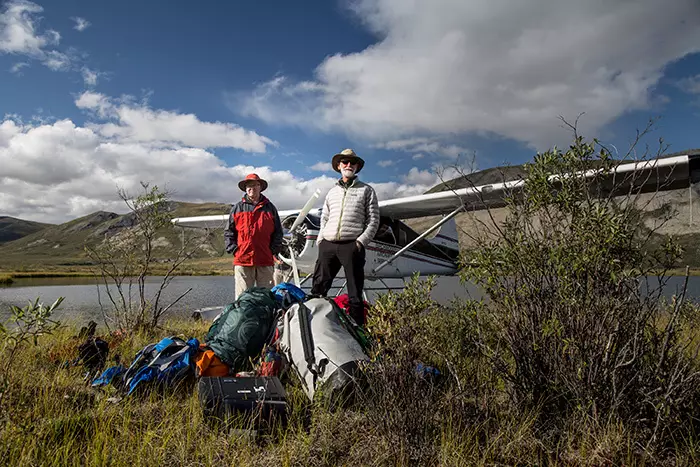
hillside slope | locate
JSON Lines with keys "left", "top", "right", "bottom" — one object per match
{"left": 0, "top": 202, "right": 230, "bottom": 271}
{"left": 0, "top": 217, "right": 52, "bottom": 244}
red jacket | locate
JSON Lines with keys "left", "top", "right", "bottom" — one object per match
{"left": 224, "top": 195, "right": 283, "bottom": 267}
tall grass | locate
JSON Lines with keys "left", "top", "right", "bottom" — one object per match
{"left": 2, "top": 301, "right": 698, "bottom": 466}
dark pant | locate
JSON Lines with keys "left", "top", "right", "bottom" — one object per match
{"left": 311, "top": 240, "right": 366, "bottom": 325}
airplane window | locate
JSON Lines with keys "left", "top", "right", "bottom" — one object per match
{"left": 372, "top": 217, "right": 458, "bottom": 262}
{"left": 375, "top": 223, "right": 397, "bottom": 245}
{"left": 395, "top": 220, "right": 458, "bottom": 261}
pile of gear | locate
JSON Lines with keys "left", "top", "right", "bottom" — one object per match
{"left": 85, "top": 282, "right": 372, "bottom": 428}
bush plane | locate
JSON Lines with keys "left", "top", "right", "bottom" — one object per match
{"left": 172, "top": 153, "right": 700, "bottom": 292}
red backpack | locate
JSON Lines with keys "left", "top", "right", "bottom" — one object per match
{"left": 332, "top": 294, "right": 370, "bottom": 323}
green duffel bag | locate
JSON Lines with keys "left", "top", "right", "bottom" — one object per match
{"left": 205, "top": 287, "right": 279, "bottom": 373}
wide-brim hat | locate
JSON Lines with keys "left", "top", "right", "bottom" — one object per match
{"left": 332, "top": 148, "right": 365, "bottom": 174}
{"left": 238, "top": 173, "right": 268, "bottom": 192}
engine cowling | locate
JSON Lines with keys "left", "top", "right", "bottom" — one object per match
{"left": 277, "top": 213, "right": 321, "bottom": 273}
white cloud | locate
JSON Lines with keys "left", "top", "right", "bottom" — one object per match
{"left": 310, "top": 161, "right": 332, "bottom": 171}
{"left": 240, "top": 0, "right": 700, "bottom": 149}
{"left": 374, "top": 137, "right": 470, "bottom": 159}
{"left": 82, "top": 67, "right": 97, "bottom": 86}
{"left": 74, "top": 90, "right": 112, "bottom": 117}
{"left": 0, "top": 93, "right": 449, "bottom": 223}
{"left": 9, "top": 61, "right": 28, "bottom": 74}
{"left": 377, "top": 159, "right": 392, "bottom": 167}
{"left": 677, "top": 74, "right": 700, "bottom": 95}
{"left": 399, "top": 166, "right": 462, "bottom": 187}
{"left": 75, "top": 91, "right": 276, "bottom": 152}
{"left": 80, "top": 67, "right": 107, "bottom": 87}
{"left": 71, "top": 16, "right": 90, "bottom": 32}
{"left": 0, "top": 0, "right": 50, "bottom": 55}
{"left": 412, "top": 153, "right": 425, "bottom": 160}
{"left": 0, "top": 1, "right": 77, "bottom": 71}
{"left": 42, "top": 49, "right": 71, "bottom": 70}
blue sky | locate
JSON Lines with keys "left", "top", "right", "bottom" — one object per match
{"left": 1, "top": 0, "right": 699, "bottom": 223}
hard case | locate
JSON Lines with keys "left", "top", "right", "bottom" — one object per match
{"left": 197, "top": 376, "right": 288, "bottom": 426}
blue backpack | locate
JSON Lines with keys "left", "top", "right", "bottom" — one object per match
{"left": 92, "top": 336, "right": 199, "bottom": 395}
{"left": 271, "top": 282, "right": 306, "bottom": 309}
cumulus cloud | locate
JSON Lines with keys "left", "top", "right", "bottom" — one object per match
{"left": 374, "top": 137, "right": 470, "bottom": 160}
{"left": 0, "top": 1, "right": 78, "bottom": 71}
{"left": 75, "top": 91, "right": 276, "bottom": 152}
{"left": 71, "top": 16, "right": 90, "bottom": 32}
{"left": 310, "top": 161, "right": 332, "bottom": 171}
{"left": 0, "top": 0, "right": 52, "bottom": 55}
{"left": 377, "top": 160, "right": 392, "bottom": 167}
{"left": 240, "top": 0, "right": 700, "bottom": 149}
{"left": 367, "top": 165, "right": 464, "bottom": 201}
{"left": 1, "top": 93, "right": 437, "bottom": 223}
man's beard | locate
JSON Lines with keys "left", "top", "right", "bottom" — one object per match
{"left": 341, "top": 168, "right": 356, "bottom": 178}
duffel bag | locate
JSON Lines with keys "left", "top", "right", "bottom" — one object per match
{"left": 278, "top": 297, "right": 369, "bottom": 406}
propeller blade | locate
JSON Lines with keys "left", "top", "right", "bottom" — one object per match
{"left": 288, "top": 188, "right": 321, "bottom": 233}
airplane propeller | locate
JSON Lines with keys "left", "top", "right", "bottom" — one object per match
{"left": 284, "top": 188, "right": 321, "bottom": 285}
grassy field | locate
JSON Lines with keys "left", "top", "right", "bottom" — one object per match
{"left": 2, "top": 284, "right": 699, "bottom": 466}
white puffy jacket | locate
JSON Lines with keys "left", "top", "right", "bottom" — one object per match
{"left": 318, "top": 178, "right": 380, "bottom": 246}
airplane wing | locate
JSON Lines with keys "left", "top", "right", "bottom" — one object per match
{"left": 172, "top": 154, "right": 700, "bottom": 228}
{"left": 171, "top": 209, "right": 305, "bottom": 229}
{"left": 378, "top": 154, "right": 700, "bottom": 219}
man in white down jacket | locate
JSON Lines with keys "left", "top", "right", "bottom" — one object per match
{"left": 310, "top": 148, "right": 380, "bottom": 325}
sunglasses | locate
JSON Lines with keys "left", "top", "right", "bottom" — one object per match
{"left": 339, "top": 159, "right": 358, "bottom": 165}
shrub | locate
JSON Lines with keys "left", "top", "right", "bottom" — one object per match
{"left": 460, "top": 137, "right": 700, "bottom": 451}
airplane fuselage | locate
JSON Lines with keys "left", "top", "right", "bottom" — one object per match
{"left": 277, "top": 213, "right": 459, "bottom": 279}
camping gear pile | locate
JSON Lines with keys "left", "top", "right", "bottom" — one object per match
{"left": 88, "top": 283, "right": 372, "bottom": 427}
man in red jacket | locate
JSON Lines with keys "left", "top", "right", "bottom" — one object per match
{"left": 224, "top": 173, "right": 284, "bottom": 299}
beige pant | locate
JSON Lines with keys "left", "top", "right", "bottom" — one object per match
{"left": 234, "top": 265, "right": 274, "bottom": 299}
{"left": 273, "top": 267, "right": 293, "bottom": 286}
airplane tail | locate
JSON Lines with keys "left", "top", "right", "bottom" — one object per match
{"left": 428, "top": 216, "right": 460, "bottom": 251}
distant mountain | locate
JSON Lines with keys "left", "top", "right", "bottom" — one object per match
{"left": 0, "top": 202, "right": 230, "bottom": 270}
{"left": 0, "top": 216, "right": 53, "bottom": 244}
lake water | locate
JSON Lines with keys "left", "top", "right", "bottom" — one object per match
{"left": 0, "top": 274, "right": 698, "bottom": 326}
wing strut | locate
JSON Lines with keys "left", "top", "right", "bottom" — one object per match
{"left": 372, "top": 204, "right": 465, "bottom": 275}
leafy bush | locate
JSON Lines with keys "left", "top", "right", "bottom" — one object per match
{"left": 1, "top": 297, "right": 63, "bottom": 407}
{"left": 460, "top": 138, "right": 700, "bottom": 450}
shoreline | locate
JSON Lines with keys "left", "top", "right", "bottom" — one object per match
{"left": 0, "top": 269, "right": 232, "bottom": 284}
{"left": 2, "top": 267, "right": 699, "bottom": 282}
